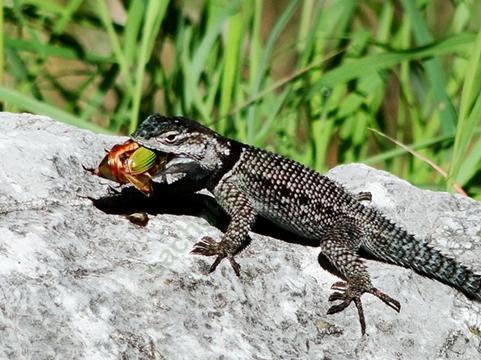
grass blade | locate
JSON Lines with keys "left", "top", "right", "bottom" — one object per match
{"left": 246, "top": 0, "right": 299, "bottom": 142}
{"left": 218, "top": 10, "right": 243, "bottom": 134}
{"left": 129, "top": 0, "right": 170, "bottom": 133}
{"left": 401, "top": 0, "right": 457, "bottom": 134}
{"left": 370, "top": 128, "right": 466, "bottom": 195}
{"left": 308, "top": 33, "right": 474, "bottom": 97}
{"left": 96, "top": 0, "right": 134, "bottom": 92}
{"left": 0, "top": 0, "right": 4, "bottom": 91}
{"left": 449, "top": 26, "right": 481, "bottom": 187}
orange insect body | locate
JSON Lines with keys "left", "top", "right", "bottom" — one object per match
{"left": 101, "top": 140, "right": 140, "bottom": 184}
{"left": 87, "top": 139, "right": 165, "bottom": 196}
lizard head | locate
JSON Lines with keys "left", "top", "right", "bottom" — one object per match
{"left": 131, "top": 114, "right": 231, "bottom": 174}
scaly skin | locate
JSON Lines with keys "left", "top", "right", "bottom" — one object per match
{"left": 132, "top": 114, "right": 481, "bottom": 335}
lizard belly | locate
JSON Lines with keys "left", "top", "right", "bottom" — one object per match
{"left": 249, "top": 197, "right": 325, "bottom": 239}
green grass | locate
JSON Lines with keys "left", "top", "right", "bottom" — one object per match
{"left": 2, "top": 0, "right": 481, "bottom": 198}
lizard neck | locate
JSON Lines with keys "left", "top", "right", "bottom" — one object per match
{"left": 205, "top": 138, "right": 244, "bottom": 191}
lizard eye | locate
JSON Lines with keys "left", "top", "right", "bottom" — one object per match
{"left": 163, "top": 132, "right": 178, "bottom": 143}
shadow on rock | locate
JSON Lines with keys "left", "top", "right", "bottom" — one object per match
{"left": 90, "top": 182, "right": 392, "bottom": 280}
{"left": 90, "top": 182, "right": 321, "bottom": 249}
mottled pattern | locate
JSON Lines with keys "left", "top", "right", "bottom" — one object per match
{"left": 361, "top": 213, "right": 481, "bottom": 300}
{"left": 133, "top": 114, "right": 481, "bottom": 335}
{"left": 232, "top": 147, "right": 360, "bottom": 238}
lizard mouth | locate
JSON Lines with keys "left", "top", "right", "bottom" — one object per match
{"left": 164, "top": 153, "right": 195, "bottom": 170}
{"left": 157, "top": 153, "right": 200, "bottom": 184}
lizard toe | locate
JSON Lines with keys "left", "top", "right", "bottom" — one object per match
{"left": 368, "top": 288, "right": 401, "bottom": 312}
{"left": 227, "top": 255, "right": 241, "bottom": 277}
{"left": 326, "top": 282, "right": 369, "bottom": 335}
{"left": 190, "top": 236, "right": 220, "bottom": 256}
{"left": 354, "top": 191, "right": 372, "bottom": 202}
{"left": 326, "top": 292, "right": 367, "bottom": 336}
{"left": 326, "top": 299, "right": 351, "bottom": 315}
{"left": 331, "top": 281, "right": 347, "bottom": 291}
{"left": 208, "top": 254, "right": 226, "bottom": 273}
{"left": 328, "top": 291, "right": 346, "bottom": 302}
{"left": 326, "top": 282, "right": 399, "bottom": 335}
{"left": 206, "top": 254, "right": 241, "bottom": 276}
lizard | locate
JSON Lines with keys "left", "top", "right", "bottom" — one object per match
{"left": 131, "top": 114, "right": 481, "bottom": 335}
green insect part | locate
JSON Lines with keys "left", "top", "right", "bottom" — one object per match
{"left": 127, "top": 146, "right": 158, "bottom": 175}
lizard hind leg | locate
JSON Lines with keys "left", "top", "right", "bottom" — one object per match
{"left": 319, "top": 223, "right": 401, "bottom": 335}
{"left": 326, "top": 280, "right": 401, "bottom": 335}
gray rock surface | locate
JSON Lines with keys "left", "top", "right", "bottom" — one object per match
{"left": 0, "top": 112, "right": 480, "bottom": 360}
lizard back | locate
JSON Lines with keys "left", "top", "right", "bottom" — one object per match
{"left": 225, "top": 145, "right": 362, "bottom": 239}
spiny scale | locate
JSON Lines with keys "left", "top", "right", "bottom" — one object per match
{"left": 132, "top": 114, "right": 481, "bottom": 335}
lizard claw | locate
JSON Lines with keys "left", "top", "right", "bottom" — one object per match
{"left": 191, "top": 236, "right": 241, "bottom": 276}
{"left": 331, "top": 281, "right": 347, "bottom": 291}
{"left": 368, "top": 288, "right": 401, "bottom": 312}
{"left": 326, "top": 283, "right": 400, "bottom": 336}
{"left": 191, "top": 236, "right": 220, "bottom": 256}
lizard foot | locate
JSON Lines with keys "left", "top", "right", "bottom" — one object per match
{"left": 327, "top": 281, "right": 401, "bottom": 335}
{"left": 354, "top": 191, "right": 372, "bottom": 202}
{"left": 190, "top": 236, "right": 241, "bottom": 277}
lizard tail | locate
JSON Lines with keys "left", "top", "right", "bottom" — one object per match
{"left": 360, "top": 210, "right": 481, "bottom": 301}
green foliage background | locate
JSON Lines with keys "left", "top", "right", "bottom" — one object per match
{"left": 2, "top": 0, "right": 481, "bottom": 198}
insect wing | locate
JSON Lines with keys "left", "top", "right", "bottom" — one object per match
{"left": 123, "top": 172, "right": 153, "bottom": 196}
{"left": 127, "top": 147, "right": 158, "bottom": 175}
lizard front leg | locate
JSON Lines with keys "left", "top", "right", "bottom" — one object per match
{"left": 191, "top": 180, "right": 256, "bottom": 276}
{"left": 319, "top": 221, "right": 400, "bottom": 335}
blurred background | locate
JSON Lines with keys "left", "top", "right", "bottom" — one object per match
{"left": 1, "top": 0, "right": 481, "bottom": 198}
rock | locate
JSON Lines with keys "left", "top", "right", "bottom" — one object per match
{"left": 0, "top": 112, "right": 480, "bottom": 360}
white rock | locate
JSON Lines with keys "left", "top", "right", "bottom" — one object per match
{"left": 0, "top": 112, "right": 480, "bottom": 359}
